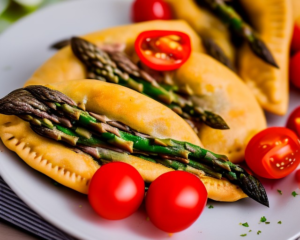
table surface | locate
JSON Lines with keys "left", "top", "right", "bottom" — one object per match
{"left": 0, "top": 220, "right": 38, "bottom": 240}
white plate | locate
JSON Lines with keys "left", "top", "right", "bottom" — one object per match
{"left": 0, "top": 0, "right": 300, "bottom": 239}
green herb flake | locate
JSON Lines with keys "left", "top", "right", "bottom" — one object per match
{"left": 260, "top": 216, "right": 267, "bottom": 223}
{"left": 208, "top": 205, "right": 214, "bottom": 209}
{"left": 241, "top": 222, "right": 249, "bottom": 227}
{"left": 277, "top": 189, "right": 282, "bottom": 195}
{"left": 249, "top": 230, "right": 252, "bottom": 232}
{"left": 292, "top": 191, "right": 299, "bottom": 197}
{"left": 257, "top": 230, "right": 262, "bottom": 235}
{"left": 240, "top": 234, "right": 247, "bottom": 237}
{"left": 278, "top": 221, "right": 282, "bottom": 224}
{"left": 265, "top": 222, "right": 270, "bottom": 224}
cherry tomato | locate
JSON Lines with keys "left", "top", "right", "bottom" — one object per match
{"left": 145, "top": 171, "right": 207, "bottom": 233}
{"left": 291, "top": 19, "right": 300, "bottom": 54}
{"left": 286, "top": 106, "right": 300, "bottom": 137}
{"left": 245, "top": 127, "right": 300, "bottom": 179}
{"left": 131, "top": 0, "right": 172, "bottom": 23}
{"left": 290, "top": 52, "right": 300, "bottom": 88}
{"left": 295, "top": 169, "right": 300, "bottom": 184}
{"left": 135, "top": 30, "right": 191, "bottom": 71}
{"left": 88, "top": 162, "right": 144, "bottom": 220}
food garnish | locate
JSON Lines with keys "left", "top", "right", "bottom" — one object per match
{"left": 89, "top": 162, "right": 144, "bottom": 220}
{"left": 146, "top": 171, "right": 207, "bottom": 232}
{"left": 278, "top": 221, "right": 282, "bottom": 224}
{"left": 257, "top": 230, "right": 262, "bottom": 235}
{"left": 245, "top": 127, "right": 300, "bottom": 179}
{"left": 240, "top": 234, "right": 247, "bottom": 237}
{"left": 71, "top": 37, "right": 229, "bottom": 130}
{"left": 208, "top": 205, "right": 214, "bottom": 209}
{"left": 292, "top": 191, "right": 298, "bottom": 197}
{"left": 195, "top": 0, "right": 278, "bottom": 68}
{"left": 201, "top": 36, "right": 235, "bottom": 71}
{"left": 135, "top": 30, "right": 191, "bottom": 71}
{"left": 131, "top": 0, "right": 172, "bottom": 23}
{"left": 260, "top": 216, "right": 267, "bottom": 223}
{"left": 249, "top": 230, "right": 252, "bottom": 232}
{"left": 290, "top": 53, "right": 300, "bottom": 89}
{"left": 241, "top": 222, "right": 249, "bottom": 227}
{"left": 291, "top": 17, "right": 300, "bottom": 54}
{"left": 286, "top": 107, "right": 300, "bottom": 137}
{"left": 265, "top": 222, "right": 270, "bottom": 225}
{"left": 277, "top": 190, "right": 282, "bottom": 195}
{"left": 0, "top": 85, "right": 269, "bottom": 207}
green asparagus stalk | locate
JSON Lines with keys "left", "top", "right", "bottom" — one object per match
{"left": 196, "top": 0, "right": 278, "bottom": 68}
{"left": 70, "top": 37, "right": 229, "bottom": 130}
{"left": 0, "top": 86, "right": 269, "bottom": 207}
{"left": 201, "top": 35, "right": 235, "bottom": 71}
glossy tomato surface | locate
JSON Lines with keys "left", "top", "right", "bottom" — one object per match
{"left": 286, "top": 106, "right": 300, "bottom": 138}
{"left": 146, "top": 171, "right": 207, "bottom": 233}
{"left": 290, "top": 52, "right": 300, "bottom": 88}
{"left": 135, "top": 30, "right": 191, "bottom": 71}
{"left": 131, "top": 0, "right": 172, "bottom": 23}
{"left": 291, "top": 19, "right": 300, "bottom": 54}
{"left": 245, "top": 127, "right": 300, "bottom": 179}
{"left": 88, "top": 162, "right": 144, "bottom": 220}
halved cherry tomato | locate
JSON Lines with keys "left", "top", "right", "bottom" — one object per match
{"left": 145, "top": 171, "right": 207, "bottom": 233}
{"left": 135, "top": 30, "right": 191, "bottom": 71}
{"left": 131, "top": 0, "right": 172, "bottom": 23}
{"left": 245, "top": 127, "right": 300, "bottom": 179}
{"left": 286, "top": 106, "right": 300, "bottom": 138}
{"left": 290, "top": 52, "right": 300, "bottom": 88}
{"left": 291, "top": 18, "right": 300, "bottom": 54}
{"left": 88, "top": 162, "right": 144, "bottom": 220}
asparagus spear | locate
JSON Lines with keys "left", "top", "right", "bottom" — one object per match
{"left": 196, "top": 0, "right": 279, "bottom": 68}
{"left": 201, "top": 35, "right": 235, "bottom": 71}
{"left": 0, "top": 86, "right": 269, "bottom": 207}
{"left": 70, "top": 37, "right": 229, "bottom": 130}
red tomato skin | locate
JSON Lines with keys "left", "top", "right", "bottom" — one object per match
{"left": 88, "top": 162, "right": 144, "bottom": 220}
{"left": 135, "top": 30, "right": 191, "bottom": 71}
{"left": 245, "top": 127, "right": 300, "bottom": 179}
{"left": 295, "top": 169, "right": 300, "bottom": 183}
{"left": 286, "top": 106, "right": 300, "bottom": 137}
{"left": 291, "top": 22, "right": 300, "bottom": 54}
{"left": 290, "top": 52, "right": 300, "bottom": 88}
{"left": 146, "top": 171, "right": 207, "bottom": 233}
{"left": 131, "top": 0, "right": 172, "bottom": 23}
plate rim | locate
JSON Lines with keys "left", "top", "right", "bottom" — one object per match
{"left": 1, "top": 0, "right": 300, "bottom": 239}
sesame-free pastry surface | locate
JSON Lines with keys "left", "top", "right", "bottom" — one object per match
{"left": 167, "top": 0, "right": 293, "bottom": 115}
{"left": 0, "top": 80, "right": 247, "bottom": 202}
{"left": 25, "top": 20, "right": 266, "bottom": 164}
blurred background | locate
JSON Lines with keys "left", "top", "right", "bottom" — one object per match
{"left": 0, "top": 0, "right": 67, "bottom": 33}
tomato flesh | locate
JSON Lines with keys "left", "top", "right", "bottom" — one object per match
{"left": 145, "top": 171, "right": 207, "bottom": 233}
{"left": 245, "top": 127, "right": 300, "bottom": 179}
{"left": 88, "top": 162, "right": 144, "bottom": 220}
{"left": 135, "top": 30, "right": 191, "bottom": 71}
{"left": 131, "top": 0, "right": 172, "bottom": 23}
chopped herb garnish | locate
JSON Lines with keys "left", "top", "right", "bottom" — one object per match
{"left": 241, "top": 222, "right": 249, "bottom": 227}
{"left": 257, "top": 230, "right": 262, "bottom": 235}
{"left": 249, "top": 230, "right": 252, "bottom": 232}
{"left": 208, "top": 205, "right": 214, "bottom": 209}
{"left": 265, "top": 222, "right": 270, "bottom": 224}
{"left": 277, "top": 189, "right": 282, "bottom": 195}
{"left": 260, "top": 216, "right": 267, "bottom": 223}
{"left": 292, "top": 191, "right": 298, "bottom": 197}
{"left": 278, "top": 221, "right": 282, "bottom": 224}
{"left": 240, "top": 234, "right": 247, "bottom": 237}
